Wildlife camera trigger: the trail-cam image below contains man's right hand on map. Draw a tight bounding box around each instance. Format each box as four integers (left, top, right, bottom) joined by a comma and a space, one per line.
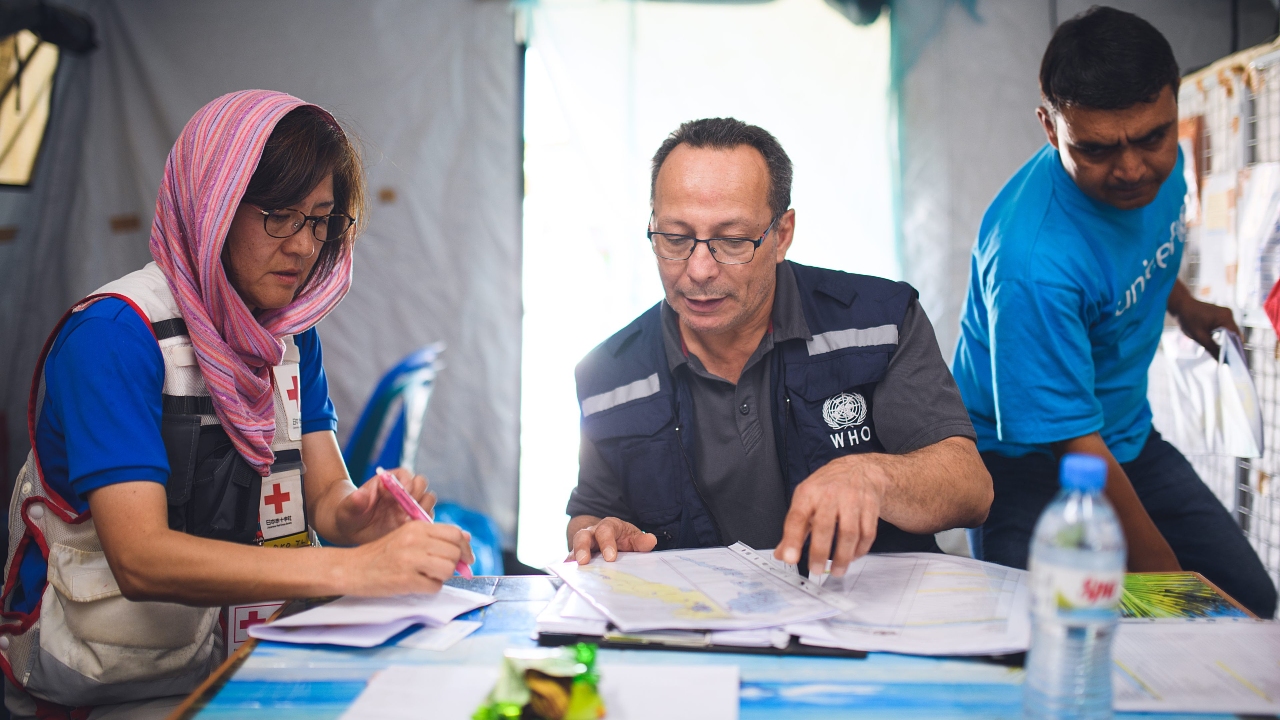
775, 454, 885, 578
570, 516, 658, 564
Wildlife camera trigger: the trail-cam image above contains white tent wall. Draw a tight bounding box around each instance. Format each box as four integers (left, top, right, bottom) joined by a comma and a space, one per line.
896, 0, 1278, 360
0, 0, 522, 542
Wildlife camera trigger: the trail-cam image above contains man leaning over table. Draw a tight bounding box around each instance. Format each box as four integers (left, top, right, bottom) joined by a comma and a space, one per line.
564, 117, 993, 578
951, 7, 1276, 618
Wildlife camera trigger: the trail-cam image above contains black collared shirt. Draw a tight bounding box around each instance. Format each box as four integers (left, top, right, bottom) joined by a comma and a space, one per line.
568, 261, 975, 549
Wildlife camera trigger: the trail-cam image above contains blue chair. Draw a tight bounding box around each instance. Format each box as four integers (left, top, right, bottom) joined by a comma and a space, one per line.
341, 343, 504, 575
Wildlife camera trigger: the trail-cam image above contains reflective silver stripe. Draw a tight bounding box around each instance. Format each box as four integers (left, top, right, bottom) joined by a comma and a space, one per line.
582, 373, 660, 416
806, 324, 898, 356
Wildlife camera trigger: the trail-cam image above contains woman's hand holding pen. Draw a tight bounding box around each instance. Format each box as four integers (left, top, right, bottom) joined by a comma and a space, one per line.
333, 466, 436, 545
345, 521, 475, 596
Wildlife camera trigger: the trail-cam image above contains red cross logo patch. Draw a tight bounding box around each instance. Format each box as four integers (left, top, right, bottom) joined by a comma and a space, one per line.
259, 474, 304, 541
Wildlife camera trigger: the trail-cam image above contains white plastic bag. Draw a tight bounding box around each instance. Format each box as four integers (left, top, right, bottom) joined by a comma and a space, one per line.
1216, 328, 1264, 459
1157, 328, 1219, 455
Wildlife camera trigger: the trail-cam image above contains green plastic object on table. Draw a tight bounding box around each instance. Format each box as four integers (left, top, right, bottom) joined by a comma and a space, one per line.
473, 643, 606, 720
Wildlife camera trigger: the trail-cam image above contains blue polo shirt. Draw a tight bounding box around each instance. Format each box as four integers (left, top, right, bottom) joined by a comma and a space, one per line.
952, 144, 1186, 462
13, 297, 338, 613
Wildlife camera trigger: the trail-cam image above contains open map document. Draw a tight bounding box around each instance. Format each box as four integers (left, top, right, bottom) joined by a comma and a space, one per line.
786, 552, 1031, 655
548, 543, 842, 632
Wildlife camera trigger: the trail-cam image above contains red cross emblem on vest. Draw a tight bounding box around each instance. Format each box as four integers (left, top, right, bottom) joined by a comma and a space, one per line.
264, 483, 291, 514
239, 609, 268, 631
287, 374, 300, 411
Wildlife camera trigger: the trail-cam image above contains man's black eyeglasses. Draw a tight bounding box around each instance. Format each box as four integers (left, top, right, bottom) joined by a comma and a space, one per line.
647, 216, 778, 265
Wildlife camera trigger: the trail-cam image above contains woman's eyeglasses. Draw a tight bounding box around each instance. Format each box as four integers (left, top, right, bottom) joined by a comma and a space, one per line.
251, 206, 355, 243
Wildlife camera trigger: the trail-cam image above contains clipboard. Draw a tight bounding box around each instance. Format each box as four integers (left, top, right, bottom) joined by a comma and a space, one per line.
537, 630, 867, 659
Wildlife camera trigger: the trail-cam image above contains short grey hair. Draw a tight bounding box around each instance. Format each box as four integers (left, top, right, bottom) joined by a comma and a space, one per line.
650, 117, 793, 219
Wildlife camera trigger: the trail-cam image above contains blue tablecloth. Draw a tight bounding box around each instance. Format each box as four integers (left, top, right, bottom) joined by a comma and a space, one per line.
185, 576, 1234, 719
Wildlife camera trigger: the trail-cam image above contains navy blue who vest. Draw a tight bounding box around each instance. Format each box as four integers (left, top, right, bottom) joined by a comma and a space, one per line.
575, 262, 942, 554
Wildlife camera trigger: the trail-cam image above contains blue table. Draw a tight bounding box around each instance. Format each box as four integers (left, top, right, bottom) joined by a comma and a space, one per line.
173, 576, 1239, 720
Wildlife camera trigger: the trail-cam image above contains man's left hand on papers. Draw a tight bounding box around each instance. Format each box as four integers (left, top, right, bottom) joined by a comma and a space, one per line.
569, 516, 658, 564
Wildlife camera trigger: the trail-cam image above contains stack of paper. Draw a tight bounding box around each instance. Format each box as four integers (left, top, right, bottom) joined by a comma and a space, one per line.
250, 585, 495, 647
786, 552, 1031, 656
541, 544, 1031, 656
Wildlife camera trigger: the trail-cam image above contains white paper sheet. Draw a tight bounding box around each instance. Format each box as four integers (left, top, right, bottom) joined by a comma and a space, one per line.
707, 627, 791, 649
250, 586, 495, 647
562, 586, 609, 620
597, 664, 738, 719
535, 584, 609, 636
548, 543, 840, 632
788, 552, 1031, 655
397, 620, 483, 651
250, 618, 419, 648
264, 586, 494, 628
341, 663, 739, 720
1112, 620, 1280, 714
340, 665, 501, 720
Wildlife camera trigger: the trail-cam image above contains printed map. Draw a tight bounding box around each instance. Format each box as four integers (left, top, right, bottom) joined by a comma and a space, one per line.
549, 544, 839, 632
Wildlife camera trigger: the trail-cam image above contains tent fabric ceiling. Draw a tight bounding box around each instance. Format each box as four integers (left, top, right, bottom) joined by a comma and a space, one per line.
0, 0, 521, 542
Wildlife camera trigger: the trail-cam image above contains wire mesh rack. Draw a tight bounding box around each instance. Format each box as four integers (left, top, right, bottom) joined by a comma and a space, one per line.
1176, 48, 1280, 595
1241, 326, 1280, 583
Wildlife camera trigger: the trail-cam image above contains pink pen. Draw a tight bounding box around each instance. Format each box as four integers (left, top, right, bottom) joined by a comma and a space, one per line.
375, 466, 473, 578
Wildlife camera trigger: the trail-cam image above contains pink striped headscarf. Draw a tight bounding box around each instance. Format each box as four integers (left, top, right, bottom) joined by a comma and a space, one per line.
150, 90, 354, 475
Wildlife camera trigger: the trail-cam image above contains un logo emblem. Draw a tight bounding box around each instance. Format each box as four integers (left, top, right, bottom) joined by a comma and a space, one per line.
822, 392, 866, 429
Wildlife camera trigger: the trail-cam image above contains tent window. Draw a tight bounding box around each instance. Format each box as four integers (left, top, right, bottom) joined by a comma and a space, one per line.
0, 30, 58, 187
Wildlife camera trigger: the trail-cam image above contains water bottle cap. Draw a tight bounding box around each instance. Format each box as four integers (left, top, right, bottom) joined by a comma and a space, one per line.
1060, 453, 1106, 492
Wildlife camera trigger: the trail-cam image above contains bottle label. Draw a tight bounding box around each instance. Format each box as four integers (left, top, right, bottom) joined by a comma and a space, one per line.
1029, 560, 1122, 615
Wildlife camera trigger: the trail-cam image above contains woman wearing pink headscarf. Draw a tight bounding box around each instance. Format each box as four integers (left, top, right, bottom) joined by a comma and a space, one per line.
0, 91, 472, 718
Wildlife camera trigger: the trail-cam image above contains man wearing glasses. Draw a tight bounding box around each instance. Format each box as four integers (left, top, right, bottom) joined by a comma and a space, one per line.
565, 118, 993, 578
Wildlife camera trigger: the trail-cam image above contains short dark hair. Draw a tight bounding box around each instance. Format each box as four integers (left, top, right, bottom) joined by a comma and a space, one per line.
1040, 6, 1179, 112
651, 118, 792, 219
241, 105, 366, 294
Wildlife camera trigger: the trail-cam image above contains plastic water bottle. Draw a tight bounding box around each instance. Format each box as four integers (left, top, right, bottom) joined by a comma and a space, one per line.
1024, 453, 1127, 720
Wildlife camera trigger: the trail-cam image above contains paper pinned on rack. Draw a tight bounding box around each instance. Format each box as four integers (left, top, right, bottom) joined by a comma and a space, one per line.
547, 543, 841, 633
1233, 162, 1280, 318
786, 552, 1031, 656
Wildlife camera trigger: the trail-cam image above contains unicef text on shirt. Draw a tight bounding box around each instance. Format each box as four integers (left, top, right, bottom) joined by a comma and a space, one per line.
1114, 219, 1185, 318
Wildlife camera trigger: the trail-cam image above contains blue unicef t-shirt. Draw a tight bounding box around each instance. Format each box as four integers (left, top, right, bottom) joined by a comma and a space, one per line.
952, 144, 1186, 462
13, 298, 338, 613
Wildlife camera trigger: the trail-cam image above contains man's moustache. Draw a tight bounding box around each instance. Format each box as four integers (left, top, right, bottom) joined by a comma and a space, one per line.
680, 287, 735, 300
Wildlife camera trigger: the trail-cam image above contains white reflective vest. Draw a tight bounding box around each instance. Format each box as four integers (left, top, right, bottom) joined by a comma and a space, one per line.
0, 262, 312, 708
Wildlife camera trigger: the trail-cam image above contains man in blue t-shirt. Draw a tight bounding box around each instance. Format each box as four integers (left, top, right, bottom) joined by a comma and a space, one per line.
953, 7, 1276, 618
